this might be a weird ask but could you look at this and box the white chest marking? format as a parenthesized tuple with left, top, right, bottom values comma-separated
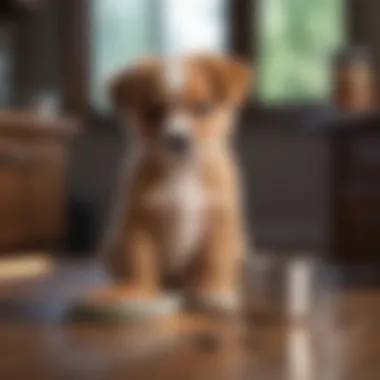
(163, 58, 192, 138)
(149, 170, 207, 273)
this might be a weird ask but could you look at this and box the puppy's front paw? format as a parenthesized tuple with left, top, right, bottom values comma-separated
(188, 290, 241, 316)
(71, 286, 182, 322)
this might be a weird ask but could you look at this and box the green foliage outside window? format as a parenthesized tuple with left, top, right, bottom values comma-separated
(258, 0, 345, 104)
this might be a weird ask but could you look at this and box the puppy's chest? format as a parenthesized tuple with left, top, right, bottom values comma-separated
(148, 172, 208, 270)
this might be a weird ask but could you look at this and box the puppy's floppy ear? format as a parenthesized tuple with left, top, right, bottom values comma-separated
(108, 67, 140, 112)
(108, 58, 158, 113)
(196, 55, 252, 106)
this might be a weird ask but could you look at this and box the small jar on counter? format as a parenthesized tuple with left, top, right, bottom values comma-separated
(332, 47, 377, 112)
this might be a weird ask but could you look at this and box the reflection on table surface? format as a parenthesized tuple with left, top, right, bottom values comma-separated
(1, 256, 380, 380)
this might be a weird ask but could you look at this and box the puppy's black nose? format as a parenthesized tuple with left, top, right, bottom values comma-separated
(165, 134, 189, 153)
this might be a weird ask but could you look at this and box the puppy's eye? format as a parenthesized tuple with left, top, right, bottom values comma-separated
(191, 102, 213, 117)
(143, 103, 166, 124)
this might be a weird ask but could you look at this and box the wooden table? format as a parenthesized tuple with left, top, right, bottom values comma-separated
(1, 258, 380, 380)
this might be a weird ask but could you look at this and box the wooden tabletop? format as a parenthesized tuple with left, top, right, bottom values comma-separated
(0, 258, 379, 380)
(0, 109, 79, 139)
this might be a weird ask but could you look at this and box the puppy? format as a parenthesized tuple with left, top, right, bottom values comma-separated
(98, 54, 251, 315)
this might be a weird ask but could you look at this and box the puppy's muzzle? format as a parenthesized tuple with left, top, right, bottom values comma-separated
(165, 133, 190, 154)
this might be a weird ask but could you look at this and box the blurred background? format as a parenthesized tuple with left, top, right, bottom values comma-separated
(0, 0, 378, 270)
(2, 1, 380, 379)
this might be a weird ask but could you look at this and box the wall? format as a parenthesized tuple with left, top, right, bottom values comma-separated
(238, 121, 331, 252)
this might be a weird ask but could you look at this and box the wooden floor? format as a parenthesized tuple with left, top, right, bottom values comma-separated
(1, 258, 380, 380)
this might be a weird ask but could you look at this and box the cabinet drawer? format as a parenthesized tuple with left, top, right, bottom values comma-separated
(0, 137, 66, 251)
(0, 138, 36, 167)
(341, 135, 380, 181)
(0, 139, 30, 249)
(337, 196, 380, 258)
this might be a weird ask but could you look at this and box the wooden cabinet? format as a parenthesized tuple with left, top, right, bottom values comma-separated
(320, 114, 380, 263)
(0, 139, 29, 249)
(0, 111, 76, 253)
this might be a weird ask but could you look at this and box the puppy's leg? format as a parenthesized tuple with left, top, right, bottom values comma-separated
(118, 223, 159, 291)
(188, 205, 245, 315)
(71, 219, 173, 321)
(91, 221, 160, 302)
(72, 230, 181, 321)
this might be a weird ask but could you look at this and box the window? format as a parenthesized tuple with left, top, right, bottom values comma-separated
(91, 0, 227, 110)
(61, 0, 348, 114)
(258, 0, 345, 104)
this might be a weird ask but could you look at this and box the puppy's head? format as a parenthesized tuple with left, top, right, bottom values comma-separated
(109, 55, 251, 164)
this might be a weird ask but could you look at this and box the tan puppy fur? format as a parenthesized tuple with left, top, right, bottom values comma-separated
(99, 54, 251, 314)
